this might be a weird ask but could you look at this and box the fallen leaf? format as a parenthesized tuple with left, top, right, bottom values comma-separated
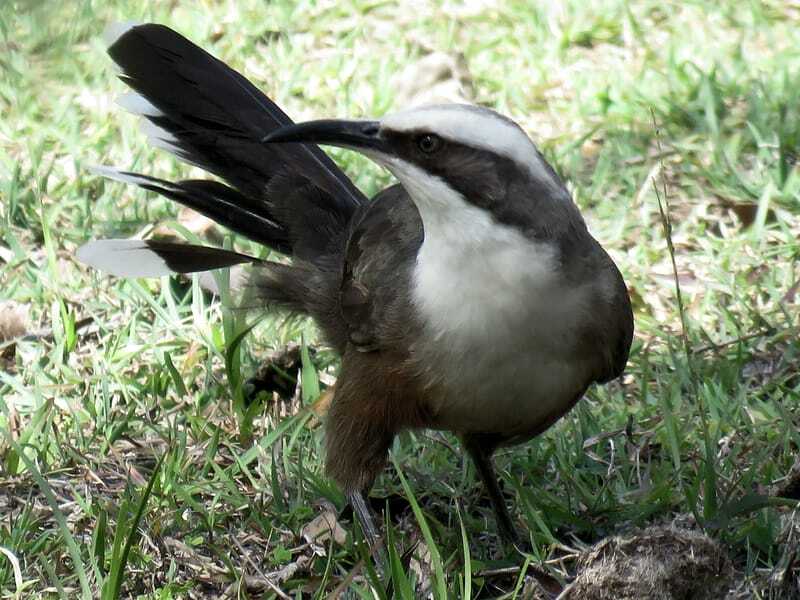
(300, 508, 347, 554)
(781, 280, 799, 305)
(722, 200, 777, 229)
(0, 301, 29, 342)
(127, 464, 147, 487)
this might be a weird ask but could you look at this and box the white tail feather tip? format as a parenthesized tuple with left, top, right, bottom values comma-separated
(117, 92, 163, 117)
(88, 165, 155, 188)
(140, 119, 178, 144)
(76, 239, 174, 278)
(103, 21, 141, 48)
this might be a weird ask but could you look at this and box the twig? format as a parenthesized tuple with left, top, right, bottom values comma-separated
(691, 330, 772, 354)
(231, 536, 292, 600)
(649, 110, 694, 374)
(20, 316, 95, 343)
(649, 108, 716, 522)
(474, 565, 521, 577)
(649, 109, 705, 418)
(623, 148, 678, 166)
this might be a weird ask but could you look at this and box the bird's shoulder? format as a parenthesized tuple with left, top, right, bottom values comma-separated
(339, 184, 423, 352)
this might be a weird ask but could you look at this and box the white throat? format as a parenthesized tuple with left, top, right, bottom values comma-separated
(383, 158, 560, 339)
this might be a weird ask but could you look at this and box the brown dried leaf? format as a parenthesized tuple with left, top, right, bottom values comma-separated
(724, 200, 777, 229)
(127, 465, 147, 487)
(781, 280, 799, 305)
(300, 509, 347, 553)
(0, 301, 29, 342)
(582, 428, 626, 449)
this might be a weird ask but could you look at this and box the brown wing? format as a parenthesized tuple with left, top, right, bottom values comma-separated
(339, 184, 424, 352)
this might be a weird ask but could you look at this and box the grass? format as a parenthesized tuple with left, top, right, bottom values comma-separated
(1, 0, 799, 597)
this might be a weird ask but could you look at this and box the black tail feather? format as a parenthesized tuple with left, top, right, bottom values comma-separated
(84, 23, 366, 328)
(104, 23, 364, 256)
(90, 166, 292, 252)
(107, 23, 364, 208)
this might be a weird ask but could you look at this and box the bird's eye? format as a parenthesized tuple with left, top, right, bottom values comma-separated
(416, 134, 442, 154)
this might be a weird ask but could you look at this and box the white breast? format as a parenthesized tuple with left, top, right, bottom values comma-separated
(385, 159, 592, 437)
(413, 194, 558, 346)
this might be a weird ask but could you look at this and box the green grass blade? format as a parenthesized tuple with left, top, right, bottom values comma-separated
(106, 451, 167, 600)
(386, 516, 415, 599)
(456, 504, 472, 600)
(393, 457, 447, 598)
(4, 437, 91, 599)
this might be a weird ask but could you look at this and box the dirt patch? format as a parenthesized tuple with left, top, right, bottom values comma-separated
(560, 526, 732, 600)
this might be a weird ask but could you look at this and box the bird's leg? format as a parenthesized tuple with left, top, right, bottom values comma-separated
(349, 490, 381, 551)
(462, 434, 520, 547)
(348, 490, 387, 577)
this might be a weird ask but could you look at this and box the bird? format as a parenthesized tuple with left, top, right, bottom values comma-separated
(78, 23, 634, 551)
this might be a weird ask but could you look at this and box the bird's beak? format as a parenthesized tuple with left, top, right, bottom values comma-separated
(262, 119, 384, 152)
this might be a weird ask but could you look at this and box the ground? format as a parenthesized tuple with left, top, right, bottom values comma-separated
(1, 1, 799, 598)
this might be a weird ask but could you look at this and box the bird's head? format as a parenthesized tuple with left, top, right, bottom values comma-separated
(263, 104, 580, 235)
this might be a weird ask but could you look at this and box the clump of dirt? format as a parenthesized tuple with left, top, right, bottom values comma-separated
(560, 525, 733, 600)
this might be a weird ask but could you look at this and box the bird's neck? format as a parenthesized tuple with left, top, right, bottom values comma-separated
(389, 162, 552, 264)
(392, 165, 561, 344)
